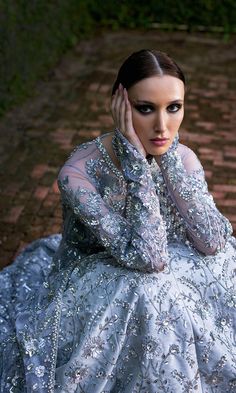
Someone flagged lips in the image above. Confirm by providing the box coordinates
[150,137,169,147]
[150,138,168,142]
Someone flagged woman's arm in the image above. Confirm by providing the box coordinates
[58,129,168,273]
[157,140,233,255]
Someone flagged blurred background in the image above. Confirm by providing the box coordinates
[0,0,236,268]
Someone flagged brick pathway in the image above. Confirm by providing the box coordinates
[0,30,236,269]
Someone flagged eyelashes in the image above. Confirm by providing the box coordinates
[134,103,182,115]
[134,105,154,114]
[168,103,182,113]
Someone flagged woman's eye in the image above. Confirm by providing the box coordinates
[135,105,153,114]
[167,103,182,113]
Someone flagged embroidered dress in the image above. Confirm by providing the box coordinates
[0,129,235,392]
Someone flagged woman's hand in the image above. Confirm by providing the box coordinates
[111,84,146,157]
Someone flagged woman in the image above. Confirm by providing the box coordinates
[0,49,236,392]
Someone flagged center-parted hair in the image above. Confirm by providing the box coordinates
[111,49,185,95]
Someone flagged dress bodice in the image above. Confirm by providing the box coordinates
[92,135,187,242]
[55,130,232,273]
[1,131,235,393]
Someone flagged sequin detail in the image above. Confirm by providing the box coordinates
[0,130,235,392]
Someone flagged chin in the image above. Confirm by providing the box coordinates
[146,145,170,156]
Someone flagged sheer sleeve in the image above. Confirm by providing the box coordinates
[159,143,233,255]
[57,129,169,273]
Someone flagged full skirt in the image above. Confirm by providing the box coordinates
[0,234,236,392]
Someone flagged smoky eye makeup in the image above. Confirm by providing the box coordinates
[134,104,154,114]
[132,99,183,115]
[167,103,183,112]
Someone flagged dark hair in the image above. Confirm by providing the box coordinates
[111,49,185,95]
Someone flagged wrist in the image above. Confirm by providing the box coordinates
[114,127,147,158]
[112,128,152,183]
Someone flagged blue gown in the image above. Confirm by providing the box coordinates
[0,129,236,392]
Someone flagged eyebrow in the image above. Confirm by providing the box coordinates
[132,99,184,105]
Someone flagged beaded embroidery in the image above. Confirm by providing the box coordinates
[0,129,235,392]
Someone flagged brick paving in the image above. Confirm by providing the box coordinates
[0,29,236,269]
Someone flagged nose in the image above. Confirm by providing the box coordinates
[153,110,168,134]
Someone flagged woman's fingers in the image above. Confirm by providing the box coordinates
[111,87,119,124]
[124,89,133,135]
[111,84,126,133]
[119,89,126,133]
[111,93,116,114]
[111,85,134,137]
[111,86,120,112]
[116,85,124,130]
[111,85,146,157]
[111,89,119,124]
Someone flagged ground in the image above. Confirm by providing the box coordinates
[0,29,236,269]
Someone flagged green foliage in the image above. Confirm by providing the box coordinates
[0,0,94,117]
[87,0,236,30]
[0,0,236,117]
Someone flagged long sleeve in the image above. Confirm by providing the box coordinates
[57,129,169,273]
[159,142,233,255]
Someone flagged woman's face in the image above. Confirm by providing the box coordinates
[127,75,185,156]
